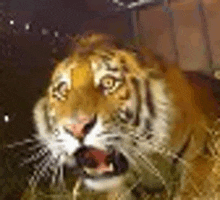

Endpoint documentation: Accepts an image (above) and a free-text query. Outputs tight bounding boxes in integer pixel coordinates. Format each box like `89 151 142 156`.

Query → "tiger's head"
33 33 215 197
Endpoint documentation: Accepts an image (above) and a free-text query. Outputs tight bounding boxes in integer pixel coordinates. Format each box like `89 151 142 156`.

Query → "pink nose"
65 115 96 139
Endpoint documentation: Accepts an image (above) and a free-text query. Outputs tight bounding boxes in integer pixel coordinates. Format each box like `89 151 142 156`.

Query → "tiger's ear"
126 45 167 74
72 31 115 47
68 32 119 55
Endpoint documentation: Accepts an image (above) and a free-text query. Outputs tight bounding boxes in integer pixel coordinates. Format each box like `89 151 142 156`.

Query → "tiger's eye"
101 77 115 89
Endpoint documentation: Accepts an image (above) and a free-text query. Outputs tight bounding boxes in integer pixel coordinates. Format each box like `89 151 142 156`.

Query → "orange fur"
38 33 219 199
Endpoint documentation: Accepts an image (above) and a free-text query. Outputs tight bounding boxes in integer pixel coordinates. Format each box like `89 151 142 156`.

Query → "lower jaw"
81 176 165 197
83 176 124 192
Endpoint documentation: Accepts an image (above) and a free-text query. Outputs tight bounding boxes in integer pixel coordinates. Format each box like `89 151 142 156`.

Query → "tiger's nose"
64 115 97 139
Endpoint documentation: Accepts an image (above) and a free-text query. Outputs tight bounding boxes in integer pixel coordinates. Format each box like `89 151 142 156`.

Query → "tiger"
29 33 219 199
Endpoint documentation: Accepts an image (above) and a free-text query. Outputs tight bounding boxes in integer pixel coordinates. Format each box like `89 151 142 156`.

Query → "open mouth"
74 146 129 179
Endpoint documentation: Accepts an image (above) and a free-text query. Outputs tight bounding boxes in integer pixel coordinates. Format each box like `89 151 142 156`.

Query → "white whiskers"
19 146 50 167
5 137 66 193
6 138 37 149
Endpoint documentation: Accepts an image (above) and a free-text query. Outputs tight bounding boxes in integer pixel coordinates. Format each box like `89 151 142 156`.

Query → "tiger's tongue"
85 149 113 173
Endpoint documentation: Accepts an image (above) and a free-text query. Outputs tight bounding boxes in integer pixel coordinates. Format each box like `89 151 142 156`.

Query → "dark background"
0 1 134 199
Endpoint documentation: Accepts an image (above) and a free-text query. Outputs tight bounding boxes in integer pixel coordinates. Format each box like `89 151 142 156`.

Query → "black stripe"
63 126 74 137
145 81 155 117
131 77 141 126
105 62 119 72
145 119 152 132
118 107 133 123
173 137 191 165
44 103 53 132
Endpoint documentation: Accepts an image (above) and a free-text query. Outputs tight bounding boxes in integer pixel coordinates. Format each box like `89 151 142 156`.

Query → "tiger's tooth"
109 163 114 171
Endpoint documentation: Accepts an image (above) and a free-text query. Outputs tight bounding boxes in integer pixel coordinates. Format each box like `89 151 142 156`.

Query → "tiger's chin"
83 176 124 191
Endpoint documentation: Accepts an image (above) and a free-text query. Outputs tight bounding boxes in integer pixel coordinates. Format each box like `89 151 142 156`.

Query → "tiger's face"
33 34 175 194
